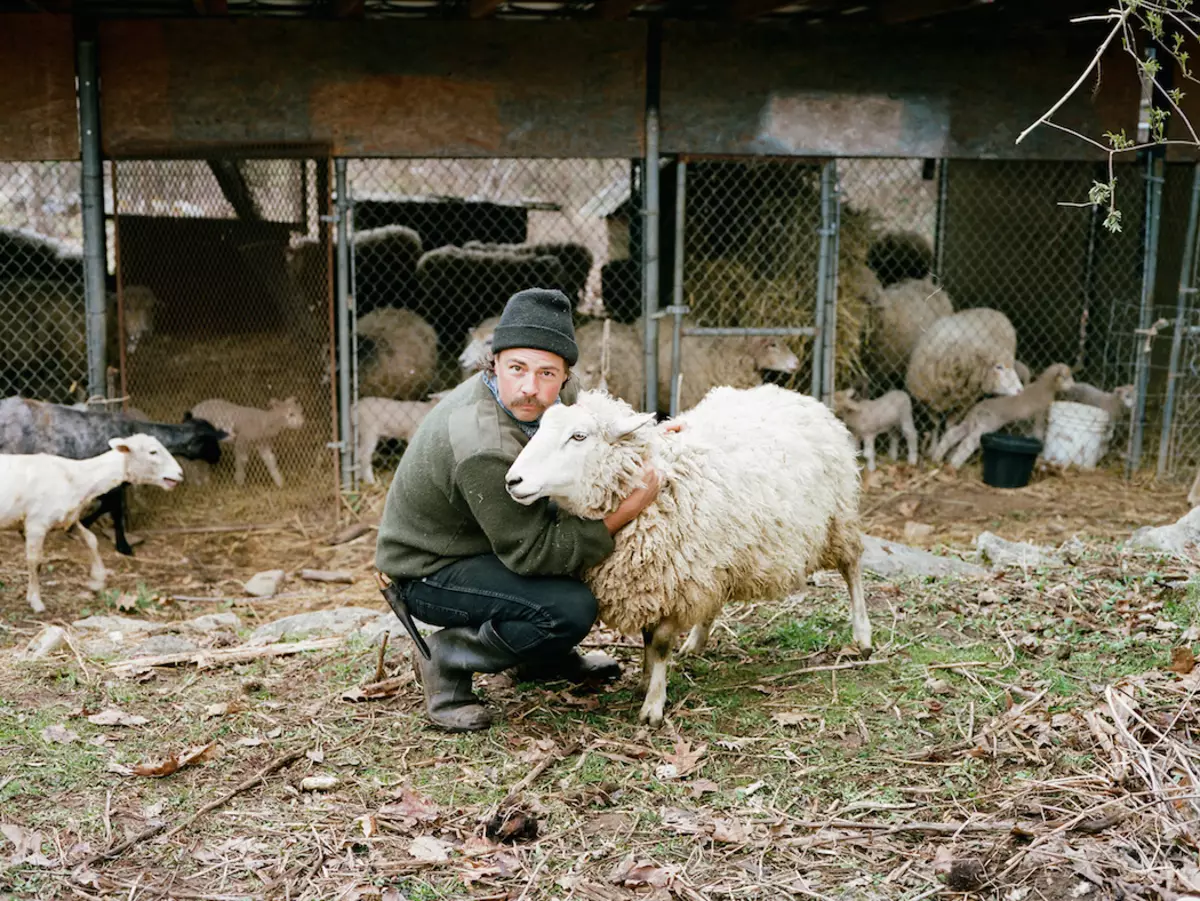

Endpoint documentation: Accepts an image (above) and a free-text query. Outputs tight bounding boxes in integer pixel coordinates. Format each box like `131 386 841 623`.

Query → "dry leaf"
1168 646 1197 675
710 818 750 844
660 739 706 779
379 787 440 826
932 845 955 875
660 807 703 835
87 708 148 728
131 741 218 778
689 779 720 798
357 814 378 838
40 724 78 745
306 747 325 763
382 890 404 901
485 806 539 844
203 702 234 720
1 823 56 867
300 775 339 792
897 499 920 518
236 737 264 748
924 678 953 695
771 711 812 727
408 835 453 862
612 857 673 888
903 521 934 544
978 588 1002 605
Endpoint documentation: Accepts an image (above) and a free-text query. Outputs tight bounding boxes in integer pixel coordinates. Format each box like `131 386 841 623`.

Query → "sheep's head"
179 415 229 463
751 338 800 374
830 388 860 417
505 391 657 519
111 433 184 491
983 363 1023 397
1042 363 1075 393
270 397 306 430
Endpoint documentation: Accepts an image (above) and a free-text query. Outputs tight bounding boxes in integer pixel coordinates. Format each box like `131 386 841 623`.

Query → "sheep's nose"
506 475 523 489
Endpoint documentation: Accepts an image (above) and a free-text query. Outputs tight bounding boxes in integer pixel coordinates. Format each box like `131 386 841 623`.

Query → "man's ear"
605 412 656 443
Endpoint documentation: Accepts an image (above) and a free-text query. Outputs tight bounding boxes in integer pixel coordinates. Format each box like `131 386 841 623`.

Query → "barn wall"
0 15 79 161
96 19 647 159
660 22 1140 161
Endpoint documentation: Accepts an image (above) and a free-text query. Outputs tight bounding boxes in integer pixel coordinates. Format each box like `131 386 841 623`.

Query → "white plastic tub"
1041 400 1111 469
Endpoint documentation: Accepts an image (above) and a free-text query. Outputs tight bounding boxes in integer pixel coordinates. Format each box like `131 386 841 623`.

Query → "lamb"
863 277 955 381
0 397 227 556
355 395 443 485
357 308 440 400
186 397 305 488
0 433 183 612
457 314 504 376
931 363 1075 468
504 383 871 727
906 307 1023 420
831 388 919 471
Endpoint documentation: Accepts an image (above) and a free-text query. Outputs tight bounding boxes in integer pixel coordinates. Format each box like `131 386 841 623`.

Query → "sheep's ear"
605 412 656 443
109 437 132 454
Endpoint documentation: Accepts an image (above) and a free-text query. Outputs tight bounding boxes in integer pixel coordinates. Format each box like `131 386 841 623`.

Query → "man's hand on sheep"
603 465 663 535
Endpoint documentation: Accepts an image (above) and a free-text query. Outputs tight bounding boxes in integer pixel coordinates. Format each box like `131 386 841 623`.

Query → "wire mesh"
0 161 88 405
113 157 335 522
837 156 1148 471
343 157 629 488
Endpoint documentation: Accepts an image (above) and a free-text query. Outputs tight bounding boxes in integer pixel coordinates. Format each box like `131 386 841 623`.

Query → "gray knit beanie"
489 288 579 366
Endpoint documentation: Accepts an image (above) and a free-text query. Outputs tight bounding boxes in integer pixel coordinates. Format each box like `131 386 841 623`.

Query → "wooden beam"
329 0 364 17
728 0 800 18
590 0 646 19
468 0 504 17
192 0 229 14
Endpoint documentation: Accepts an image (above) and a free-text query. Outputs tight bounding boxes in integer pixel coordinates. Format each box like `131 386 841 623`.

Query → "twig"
788 817 1025 835
374 632 389 683
299 569 355 584
759 657 890 682
107 637 345 674
88 749 306 865
497 740 584 809
138 523 290 535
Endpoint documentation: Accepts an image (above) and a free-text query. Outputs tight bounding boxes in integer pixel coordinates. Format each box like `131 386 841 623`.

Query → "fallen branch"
87 749 306 865
300 569 355 584
107 637 345 674
496 740 584 810
788 817 1027 836
327 522 377 545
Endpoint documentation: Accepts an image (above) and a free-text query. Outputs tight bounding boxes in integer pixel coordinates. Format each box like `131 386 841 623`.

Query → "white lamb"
356 395 444 485
504 383 871 727
830 388 919 471
0 434 183 612
187 397 305 488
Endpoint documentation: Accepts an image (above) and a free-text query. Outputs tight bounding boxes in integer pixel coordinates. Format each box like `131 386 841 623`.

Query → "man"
374 287 662 732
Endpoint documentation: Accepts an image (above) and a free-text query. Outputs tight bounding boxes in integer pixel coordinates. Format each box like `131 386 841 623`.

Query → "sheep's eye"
570 431 587 442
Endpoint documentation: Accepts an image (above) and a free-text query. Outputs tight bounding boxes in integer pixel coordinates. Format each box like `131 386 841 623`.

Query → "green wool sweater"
374 372 615 580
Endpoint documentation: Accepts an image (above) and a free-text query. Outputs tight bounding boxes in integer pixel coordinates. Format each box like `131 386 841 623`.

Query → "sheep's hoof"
638 703 665 728
87 577 106 593
28 596 46 614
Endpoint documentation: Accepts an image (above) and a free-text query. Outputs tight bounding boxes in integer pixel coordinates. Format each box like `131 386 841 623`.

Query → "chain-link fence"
341 157 630 489
0 161 88 405
112 157 335 522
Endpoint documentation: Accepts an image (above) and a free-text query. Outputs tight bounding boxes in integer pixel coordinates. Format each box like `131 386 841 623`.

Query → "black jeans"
397 554 600 658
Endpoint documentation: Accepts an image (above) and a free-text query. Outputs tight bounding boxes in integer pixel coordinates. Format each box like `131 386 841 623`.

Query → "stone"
71 615 165 636
21 625 67 661
124 634 199 658
357 610 437 646
181 613 242 634
243 570 287 598
860 534 988 580
249 607 382 645
1129 507 1200 556
974 531 1063 569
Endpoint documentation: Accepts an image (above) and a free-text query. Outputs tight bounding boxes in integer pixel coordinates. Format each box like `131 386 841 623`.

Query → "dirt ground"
1 460 1198 900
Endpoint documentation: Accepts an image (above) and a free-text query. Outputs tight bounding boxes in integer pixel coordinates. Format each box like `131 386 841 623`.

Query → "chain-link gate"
340 157 631 491
0 161 88 405
111 156 337 524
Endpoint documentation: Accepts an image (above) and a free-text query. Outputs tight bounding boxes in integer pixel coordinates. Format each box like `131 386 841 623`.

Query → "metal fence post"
1128 153 1165 476
642 107 661 414
1158 163 1200 477
668 160 688 418
77 38 108 401
820 160 841 404
334 159 354 492
933 158 949 278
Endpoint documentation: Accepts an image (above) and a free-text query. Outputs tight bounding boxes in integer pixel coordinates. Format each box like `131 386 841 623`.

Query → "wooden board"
0 15 79 161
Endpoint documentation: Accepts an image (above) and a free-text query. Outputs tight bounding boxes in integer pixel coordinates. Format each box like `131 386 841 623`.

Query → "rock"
301 775 339 792
249 607 382 645
974 532 1064 569
1129 507 1200 556
902 521 934 545
71 615 166 637
243 570 287 598
125 634 199 658
21 625 67 661
357 611 436 646
860 535 988 579
181 613 242 634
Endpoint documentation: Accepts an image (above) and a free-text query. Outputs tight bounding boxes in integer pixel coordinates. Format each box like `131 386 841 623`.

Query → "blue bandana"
482 371 561 439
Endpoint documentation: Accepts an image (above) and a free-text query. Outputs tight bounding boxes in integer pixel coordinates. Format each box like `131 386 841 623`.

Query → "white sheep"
931 363 1075 468
573 318 645 407
864 276 954 380
0 433 183 612
355 395 443 485
457 314 504 376
357 307 440 400
186 397 305 488
831 388 919 471
504 383 871 727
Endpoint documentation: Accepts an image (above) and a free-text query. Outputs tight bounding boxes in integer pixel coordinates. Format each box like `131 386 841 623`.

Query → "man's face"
494 348 568 422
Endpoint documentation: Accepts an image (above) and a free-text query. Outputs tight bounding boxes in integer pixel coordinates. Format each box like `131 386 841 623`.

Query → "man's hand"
664 421 685 434
603 465 663 535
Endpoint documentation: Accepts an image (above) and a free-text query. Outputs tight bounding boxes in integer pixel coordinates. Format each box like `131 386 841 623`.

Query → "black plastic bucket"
979 432 1042 489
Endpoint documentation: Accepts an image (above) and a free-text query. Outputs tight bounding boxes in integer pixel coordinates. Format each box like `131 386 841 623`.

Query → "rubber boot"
515 646 622 684
412 622 520 732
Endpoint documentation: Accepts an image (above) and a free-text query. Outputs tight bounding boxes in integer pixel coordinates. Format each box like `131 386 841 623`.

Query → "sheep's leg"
947 427 984 469
359 429 378 486
887 430 899 462
838 550 872 655
1189 465 1200 508
679 618 714 656
257 443 285 488
233 443 249 486
24 525 47 613
863 434 877 472
902 420 919 466
638 621 678 727
72 521 107 593
931 421 968 464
